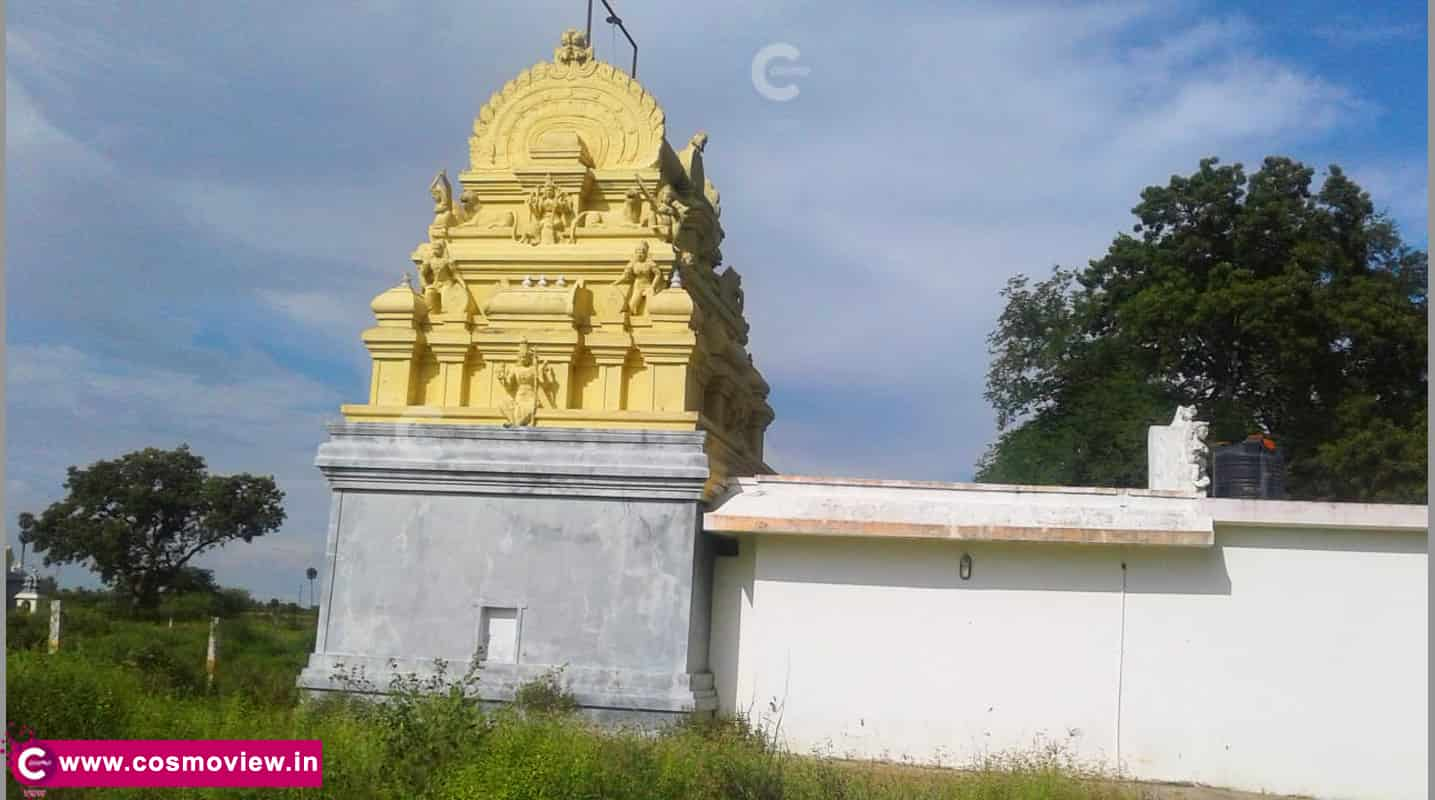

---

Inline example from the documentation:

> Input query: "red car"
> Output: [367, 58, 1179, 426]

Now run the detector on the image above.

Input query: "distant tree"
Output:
[18, 445, 286, 610]
[168, 566, 219, 595]
[977, 157, 1427, 501]
[212, 587, 255, 618]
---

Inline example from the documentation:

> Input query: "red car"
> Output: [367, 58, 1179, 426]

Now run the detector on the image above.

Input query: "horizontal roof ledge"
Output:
[1205, 497, 1428, 532]
[703, 514, 1214, 547]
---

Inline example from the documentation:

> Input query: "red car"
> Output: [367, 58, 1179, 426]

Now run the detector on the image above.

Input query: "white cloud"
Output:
[1313, 22, 1423, 47]
[1346, 159, 1430, 241]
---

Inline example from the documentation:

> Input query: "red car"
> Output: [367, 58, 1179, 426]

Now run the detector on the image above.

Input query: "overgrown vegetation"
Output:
[8, 595, 1141, 799]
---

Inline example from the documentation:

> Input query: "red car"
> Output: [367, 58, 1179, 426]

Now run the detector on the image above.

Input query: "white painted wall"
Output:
[710, 525, 1427, 800]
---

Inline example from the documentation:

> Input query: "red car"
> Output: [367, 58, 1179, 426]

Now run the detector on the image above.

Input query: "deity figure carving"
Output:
[455, 187, 517, 235]
[429, 170, 457, 230]
[554, 28, 593, 66]
[522, 176, 575, 245]
[634, 176, 688, 244]
[496, 340, 557, 426]
[414, 240, 472, 317]
[612, 241, 667, 316]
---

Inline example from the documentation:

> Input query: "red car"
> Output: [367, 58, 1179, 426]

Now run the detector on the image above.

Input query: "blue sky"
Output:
[6, 0, 1426, 600]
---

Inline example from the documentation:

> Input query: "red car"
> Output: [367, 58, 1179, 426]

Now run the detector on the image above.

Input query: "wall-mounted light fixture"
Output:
[959, 553, 973, 581]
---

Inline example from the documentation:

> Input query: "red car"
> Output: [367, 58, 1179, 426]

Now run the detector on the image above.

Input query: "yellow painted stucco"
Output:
[348, 29, 775, 488]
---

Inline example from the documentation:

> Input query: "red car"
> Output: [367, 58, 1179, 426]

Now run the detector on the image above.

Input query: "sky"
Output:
[5, 0, 1427, 600]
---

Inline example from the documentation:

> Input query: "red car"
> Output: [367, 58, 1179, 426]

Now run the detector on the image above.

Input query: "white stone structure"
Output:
[705, 475, 1427, 800]
[1147, 405, 1210, 492]
[13, 570, 43, 614]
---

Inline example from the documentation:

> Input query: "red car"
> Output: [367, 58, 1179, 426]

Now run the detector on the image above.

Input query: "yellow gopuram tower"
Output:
[348, 29, 774, 494]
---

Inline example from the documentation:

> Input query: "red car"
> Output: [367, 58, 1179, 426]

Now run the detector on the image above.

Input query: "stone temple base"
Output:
[297, 422, 718, 724]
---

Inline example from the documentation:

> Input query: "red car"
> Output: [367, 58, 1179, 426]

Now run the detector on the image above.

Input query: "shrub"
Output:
[5, 609, 47, 651]
[7, 650, 142, 739]
[512, 665, 578, 715]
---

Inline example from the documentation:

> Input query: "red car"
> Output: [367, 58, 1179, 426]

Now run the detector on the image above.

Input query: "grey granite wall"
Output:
[297, 423, 717, 721]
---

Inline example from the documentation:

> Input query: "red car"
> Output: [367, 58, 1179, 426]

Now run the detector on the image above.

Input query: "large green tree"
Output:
[977, 157, 1427, 501]
[17, 445, 286, 609]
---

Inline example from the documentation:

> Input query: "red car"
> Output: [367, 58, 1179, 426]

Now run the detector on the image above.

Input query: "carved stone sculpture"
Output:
[634, 176, 687, 244]
[553, 27, 593, 66]
[496, 339, 557, 426]
[613, 241, 666, 316]
[414, 240, 472, 319]
[430, 170, 457, 231]
[522, 175, 575, 245]
[455, 187, 517, 234]
[1177, 407, 1212, 491]
[623, 189, 646, 225]
[1148, 405, 1210, 493]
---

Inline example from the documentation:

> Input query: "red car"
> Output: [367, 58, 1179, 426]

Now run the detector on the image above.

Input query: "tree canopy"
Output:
[976, 156, 1427, 502]
[17, 445, 286, 608]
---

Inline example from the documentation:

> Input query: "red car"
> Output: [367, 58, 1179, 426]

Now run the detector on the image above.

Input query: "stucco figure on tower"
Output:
[613, 241, 667, 317]
[522, 175, 576, 245]
[553, 27, 593, 66]
[634, 176, 687, 244]
[429, 170, 457, 233]
[496, 339, 556, 426]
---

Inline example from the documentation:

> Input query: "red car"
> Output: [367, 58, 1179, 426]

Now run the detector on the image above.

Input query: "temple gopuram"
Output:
[352, 28, 773, 497]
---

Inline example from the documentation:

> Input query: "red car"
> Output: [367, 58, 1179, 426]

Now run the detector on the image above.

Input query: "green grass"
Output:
[7, 598, 1137, 800]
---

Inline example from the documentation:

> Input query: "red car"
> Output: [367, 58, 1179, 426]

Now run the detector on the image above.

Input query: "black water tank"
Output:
[1212, 437, 1286, 499]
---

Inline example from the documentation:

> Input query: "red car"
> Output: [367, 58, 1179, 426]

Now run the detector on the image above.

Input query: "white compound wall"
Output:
[708, 498, 1427, 800]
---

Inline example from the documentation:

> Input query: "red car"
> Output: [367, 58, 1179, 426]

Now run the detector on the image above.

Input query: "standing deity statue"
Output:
[522, 176, 575, 245]
[496, 340, 557, 426]
[612, 241, 667, 316]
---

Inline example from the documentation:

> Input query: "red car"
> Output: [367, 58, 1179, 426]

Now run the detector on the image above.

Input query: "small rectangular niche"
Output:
[477, 605, 522, 664]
